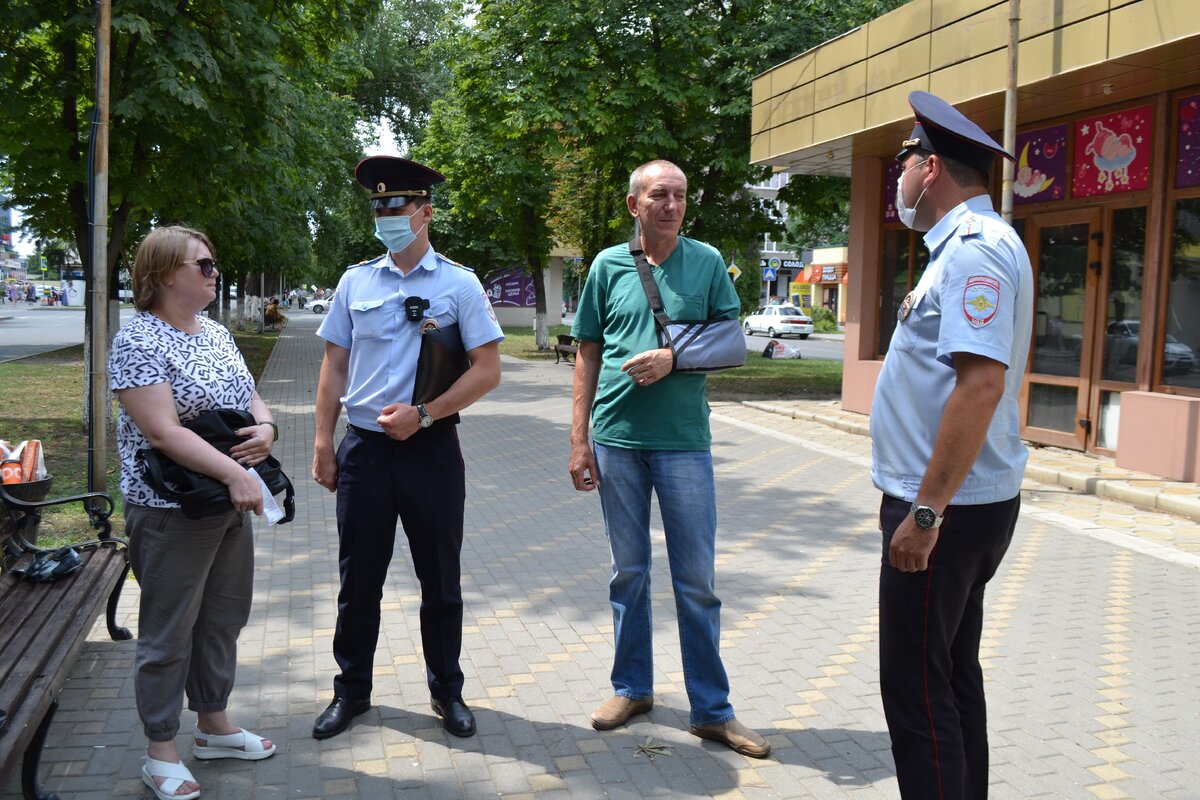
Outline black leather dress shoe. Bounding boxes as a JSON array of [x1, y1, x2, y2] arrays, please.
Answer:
[[313, 697, 371, 740], [431, 697, 476, 738]]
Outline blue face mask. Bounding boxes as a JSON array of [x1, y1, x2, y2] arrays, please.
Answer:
[[374, 213, 427, 253]]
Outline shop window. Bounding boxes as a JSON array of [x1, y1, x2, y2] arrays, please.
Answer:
[[877, 228, 927, 356], [1028, 383, 1077, 433], [1102, 207, 1146, 382], [1164, 199, 1200, 390], [1033, 223, 1088, 377]]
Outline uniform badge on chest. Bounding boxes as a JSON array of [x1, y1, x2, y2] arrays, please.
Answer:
[[898, 291, 915, 321], [421, 319, 439, 333]]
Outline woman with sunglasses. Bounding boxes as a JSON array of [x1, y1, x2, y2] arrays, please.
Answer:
[[109, 225, 278, 800]]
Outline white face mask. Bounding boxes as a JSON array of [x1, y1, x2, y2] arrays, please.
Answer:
[[895, 159, 929, 230]]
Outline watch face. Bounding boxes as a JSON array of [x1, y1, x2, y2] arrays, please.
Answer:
[[913, 506, 938, 529]]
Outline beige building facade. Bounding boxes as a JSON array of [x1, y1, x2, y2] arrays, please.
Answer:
[[752, 0, 1200, 480]]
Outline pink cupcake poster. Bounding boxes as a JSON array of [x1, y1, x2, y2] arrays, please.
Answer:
[[1072, 105, 1151, 197]]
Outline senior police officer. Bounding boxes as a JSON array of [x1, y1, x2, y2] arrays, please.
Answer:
[[871, 92, 1034, 799], [311, 156, 503, 741]]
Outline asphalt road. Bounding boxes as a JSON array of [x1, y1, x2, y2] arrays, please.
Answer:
[[743, 330, 844, 361], [0, 305, 135, 363]]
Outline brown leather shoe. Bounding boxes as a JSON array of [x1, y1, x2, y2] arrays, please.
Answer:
[[690, 717, 771, 758], [590, 695, 653, 730]]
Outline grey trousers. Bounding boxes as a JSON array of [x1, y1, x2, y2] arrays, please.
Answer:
[[125, 505, 254, 742]]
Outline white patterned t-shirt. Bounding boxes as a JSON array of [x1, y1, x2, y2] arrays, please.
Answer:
[[109, 312, 255, 508]]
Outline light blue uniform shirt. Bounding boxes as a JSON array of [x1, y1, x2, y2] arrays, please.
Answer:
[[316, 246, 504, 432], [871, 194, 1034, 505]]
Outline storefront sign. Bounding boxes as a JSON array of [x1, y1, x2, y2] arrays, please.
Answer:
[[1014, 124, 1068, 204], [1177, 95, 1200, 189], [1072, 105, 1151, 197], [483, 269, 536, 307]]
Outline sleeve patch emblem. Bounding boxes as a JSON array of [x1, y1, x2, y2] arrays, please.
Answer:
[[963, 275, 1000, 328]]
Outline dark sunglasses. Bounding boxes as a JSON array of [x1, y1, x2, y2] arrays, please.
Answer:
[[186, 258, 219, 277]]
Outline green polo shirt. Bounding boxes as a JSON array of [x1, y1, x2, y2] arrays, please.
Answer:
[[572, 236, 739, 451]]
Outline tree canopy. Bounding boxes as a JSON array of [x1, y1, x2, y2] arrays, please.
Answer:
[[417, 0, 908, 319], [0, 0, 457, 296]]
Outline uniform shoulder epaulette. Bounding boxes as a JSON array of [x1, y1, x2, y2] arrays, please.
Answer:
[[958, 213, 984, 239], [436, 251, 474, 272], [346, 253, 388, 270]]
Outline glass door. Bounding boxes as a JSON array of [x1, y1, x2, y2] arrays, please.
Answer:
[[1022, 209, 1104, 450]]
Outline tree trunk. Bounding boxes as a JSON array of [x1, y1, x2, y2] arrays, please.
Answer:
[[530, 257, 548, 350]]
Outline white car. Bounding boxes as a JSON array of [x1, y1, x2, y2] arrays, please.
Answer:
[[1106, 319, 1196, 375], [743, 305, 814, 339], [310, 296, 333, 314]]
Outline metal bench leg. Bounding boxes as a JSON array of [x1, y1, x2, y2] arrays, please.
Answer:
[[106, 574, 133, 641], [22, 699, 60, 800]]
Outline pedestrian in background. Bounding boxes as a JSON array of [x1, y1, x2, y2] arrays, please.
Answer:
[[310, 156, 503, 742], [871, 91, 1035, 799], [110, 225, 279, 800], [568, 159, 770, 758]]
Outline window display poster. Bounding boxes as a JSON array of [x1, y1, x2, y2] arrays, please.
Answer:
[[484, 269, 537, 307], [1072, 105, 1151, 197], [1014, 124, 1068, 204], [883, 160, 902, 223], [1177, 95, 1200, 189]]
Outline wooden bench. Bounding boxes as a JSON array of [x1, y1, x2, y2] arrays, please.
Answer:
[[0, 484, 132, 800], [554, 334, 579, 365]]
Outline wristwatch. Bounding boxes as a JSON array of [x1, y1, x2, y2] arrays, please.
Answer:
[[416, 403, 434, 428], [910, 502, 944, 530]]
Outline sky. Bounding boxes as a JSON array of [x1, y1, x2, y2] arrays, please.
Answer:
[[9, 208, 35, 256]]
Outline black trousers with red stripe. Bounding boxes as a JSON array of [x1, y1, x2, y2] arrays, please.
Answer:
[[878, 493, 1020, 800]]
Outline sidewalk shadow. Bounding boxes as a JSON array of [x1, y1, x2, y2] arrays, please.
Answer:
[[358, 706, 895, 796]]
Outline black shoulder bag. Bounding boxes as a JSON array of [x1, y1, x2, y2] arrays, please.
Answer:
[[629, 233, 746, 374], [138, 408, 296, 523]]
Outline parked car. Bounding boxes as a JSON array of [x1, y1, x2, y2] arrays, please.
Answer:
[[1106, 319, 1197, 375], [743, 305, 814, 339], [310, 296, 333, 314]]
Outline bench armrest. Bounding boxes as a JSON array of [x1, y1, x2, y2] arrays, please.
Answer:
[[1, 487, 118, 562]]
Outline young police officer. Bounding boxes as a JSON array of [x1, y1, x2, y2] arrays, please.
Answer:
[[871, 92, 1034, 799], [312, 157, 503, 741]]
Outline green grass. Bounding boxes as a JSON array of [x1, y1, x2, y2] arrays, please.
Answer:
[[0, 330, 279, 548], [498, 324, 575, 360], [499, 325, 842, 400], [707, 356, 842, 400]]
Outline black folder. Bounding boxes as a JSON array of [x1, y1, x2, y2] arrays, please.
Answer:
[[412, 323, 471, 404]]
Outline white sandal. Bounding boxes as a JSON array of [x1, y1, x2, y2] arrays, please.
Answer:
[[142, 756, 200, 800], [193, 728, 277, 761]]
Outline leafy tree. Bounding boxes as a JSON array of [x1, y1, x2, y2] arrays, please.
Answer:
[[0, 0, 391, 304], [778, 175, 851, 249], [419, 0, 906, 333]]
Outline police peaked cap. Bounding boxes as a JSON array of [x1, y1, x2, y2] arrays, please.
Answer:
[[896, 91, 1014, 173], [354, 156, 445, 200]]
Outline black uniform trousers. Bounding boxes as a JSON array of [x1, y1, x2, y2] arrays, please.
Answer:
[[879, 493, 1020, 800], [332, 423, 466, 702]]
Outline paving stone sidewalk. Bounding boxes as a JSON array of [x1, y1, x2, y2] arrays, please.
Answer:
[[5, 312, 1199, 800]]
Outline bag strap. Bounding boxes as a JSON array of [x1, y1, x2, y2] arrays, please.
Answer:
[[136, 449, 183, 501], [629, 227, 677, 336]]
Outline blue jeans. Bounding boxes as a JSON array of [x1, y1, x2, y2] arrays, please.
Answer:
[[594, 442, 734, 726]]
